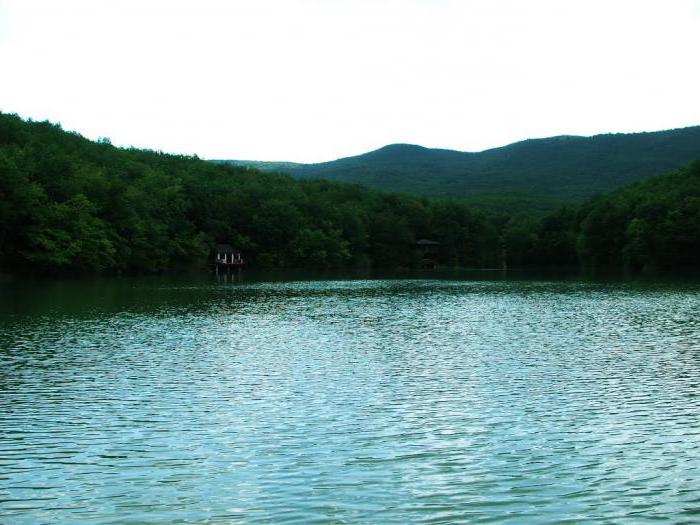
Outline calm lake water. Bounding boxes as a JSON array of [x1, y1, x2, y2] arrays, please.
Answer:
[[1, 273, 700, 523]]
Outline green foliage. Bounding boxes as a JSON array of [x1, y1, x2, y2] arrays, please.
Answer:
[[576, 161, 700, 271], [223, 130, 700, 204], [292, 224, 351, 268], [25, 194, 116, 272], [3, 112, 697, 276], [503, 161, 700, 272], [0, 112, 500, 275]]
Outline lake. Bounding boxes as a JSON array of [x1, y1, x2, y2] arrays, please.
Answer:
[[1, 274, 700, 523]]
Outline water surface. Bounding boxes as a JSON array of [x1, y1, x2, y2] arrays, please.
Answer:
[[1, 276, 700, 523]]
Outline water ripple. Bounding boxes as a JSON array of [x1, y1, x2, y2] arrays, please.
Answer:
[[1, 278, 700, 523]]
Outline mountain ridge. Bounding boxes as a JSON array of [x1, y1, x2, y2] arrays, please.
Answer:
[[216, 126, 700, 204]]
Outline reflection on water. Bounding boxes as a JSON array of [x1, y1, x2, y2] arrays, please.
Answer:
[[1, 275, 700, 523]]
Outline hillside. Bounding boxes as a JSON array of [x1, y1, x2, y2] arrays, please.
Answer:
[[219, 127, 700, 202], [505, 158, 700, 271], [576, 158, 700, 271], [0, 112, 502, 275], [2, 112, 698, 275]]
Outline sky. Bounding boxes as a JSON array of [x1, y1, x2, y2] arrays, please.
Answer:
[[1, 0, 700, 163]]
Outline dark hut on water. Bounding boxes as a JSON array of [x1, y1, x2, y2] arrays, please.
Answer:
[[214, 244, 244, 273], [414, 239, 440, 269]]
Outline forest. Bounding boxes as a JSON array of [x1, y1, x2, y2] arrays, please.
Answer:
[[1, 112, 699, 276], [222, 127, 700, 203]]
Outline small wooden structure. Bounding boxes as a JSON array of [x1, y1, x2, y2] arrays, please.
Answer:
[[215, 244, 244, 274], [414, 239, 440, 269]]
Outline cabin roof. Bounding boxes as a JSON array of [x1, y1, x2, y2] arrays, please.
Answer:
[[415, 239, 440, 246], [216, 243, 236, 254]]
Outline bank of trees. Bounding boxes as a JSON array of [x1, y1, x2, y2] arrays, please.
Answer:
[[1, 112, 698, 276], [0, 113, 500, 275], [500, 160, 700, 272]]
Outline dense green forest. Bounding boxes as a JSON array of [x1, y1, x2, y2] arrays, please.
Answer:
[[221, 128, 700, 213], [497, 159, 700, 272], [1, 112, 699, 276], [0, 113, 501, 275]]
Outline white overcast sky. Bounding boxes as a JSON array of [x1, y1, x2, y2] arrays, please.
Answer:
[[1, 0, 699, 162]]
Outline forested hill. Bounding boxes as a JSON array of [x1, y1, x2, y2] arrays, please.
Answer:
[[0, 112, 503, 275], [505, 159, 700, 272], [220, 126, 700, 200], [2, 112, 698, 276]]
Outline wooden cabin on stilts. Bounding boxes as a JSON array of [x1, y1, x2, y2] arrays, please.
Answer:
[[215, 244, 244, 275]]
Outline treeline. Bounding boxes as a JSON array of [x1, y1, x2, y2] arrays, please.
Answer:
[[0, 113, 500, 275], [1, 112, 698, 276], [500, 159, 700, 272]]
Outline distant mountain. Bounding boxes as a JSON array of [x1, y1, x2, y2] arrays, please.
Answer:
[[220, 160, 304, 172], [217, 127, 700, 204]]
